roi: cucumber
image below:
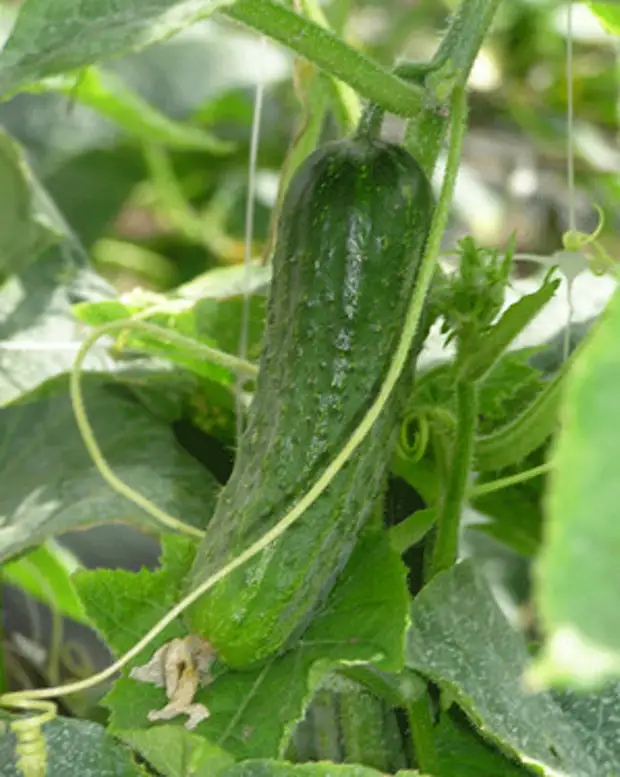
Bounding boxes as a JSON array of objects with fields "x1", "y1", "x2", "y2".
[{"x1": 185, "y1": 135, "x2": 434, "y2": 667}]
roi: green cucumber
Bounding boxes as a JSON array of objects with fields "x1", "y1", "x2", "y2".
[{"x1": 185, "y1": 135, "x2": 434, "y2": 667}]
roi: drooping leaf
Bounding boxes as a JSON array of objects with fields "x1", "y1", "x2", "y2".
[
  {"x1": 407, "y1": 561, "x2": 620, "y2": 777},
  {"x1": 0, "y1": 0, "x2": 235, "y2": 99},
  {"x1": 28, "y1": 67, "x2": 235, "y2": 153},
  {"x1": 83, "y1": 531, "x2": 408, "y2": 760},
  {"x1": 0, "y1": 382, "x2": 218, "y2": 562},
  {"x1": 119, "y1": 726, "x2": 234, "y2": 777},
  {"x1": 0, "y1": 714, "x2": 144, "y2": 777},
  {"x1": 534, "y1": 286, "x2": 620, "y2": 688},
  {"x1": 1, "y1": 540, "x2": 88, "y2": 624},
  {"x1": 0, "y1": 130, "x2": 60, "y2": 275}
]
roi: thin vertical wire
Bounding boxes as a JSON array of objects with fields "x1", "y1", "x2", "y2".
[
  {"x1": 236, "y1": 38, "x2": 267, "y2": 442},
  {"x1": 564, "y1": 0, "x2": 575, "y2": 364}
]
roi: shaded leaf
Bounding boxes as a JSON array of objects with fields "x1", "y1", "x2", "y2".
[
  {"x1": 434, "y1": 714, "x2": 533, "y2": 777},
  {"x1": 0, "y1": 0, "x2": 234, "y2": 98},
  {"x1": 119, "y1": 726, "x2": 234, "y2": 777},
  {"x1": 1, "y1": 540, "x2": 87, "y2": 624},
  {"x1": 407, "y1": 561, "x2": 620, "y2": 777},
  {"x1": 0, "y1": 130, "x2": 60, "y2": 275},
  {"x1": 29, "y1": 67, "x2": 235, "y2": 153},
  {"x1": 0, "y1": 714, "x2": 143, "y2": 777},
  {"x1": 535, "y1": 286, "x2": 620, "y2": 687},
  {"x1": 0, "y1": 382, "x2": 218, "y2": 562},
  {"x1": 86, "y1": 532, "x2": 408, "y2": 760}
]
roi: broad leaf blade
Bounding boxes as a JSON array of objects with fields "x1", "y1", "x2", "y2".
[
  {"x1": 0, "y1": 715, "x2": 143, "y2": 777},
  {"x1": 535, "y1": 288, "x2": 620, "y2": 687},
  {"x1": 0, "y1": 383, "x2": 218, "y2": 562},
  {"x1": 0, "y1": 0, "x2": 234, "y2": 98},
  {"x1": 589, "y1": 3, "x2": 620, "y2": 34},
  {"x1": 83, "y1": 532, "x2": 408, "y2": 760},
  {"x1": 407, "y1": 561, "x2": 620, "y2": 777},
  {"x1": 1, "y1": 540, "x2": 88, "y2": 623},
  {"x1": 119, "y1": 726, "x2": 234, "y2": 777}
]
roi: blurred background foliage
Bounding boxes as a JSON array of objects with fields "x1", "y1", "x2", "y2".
[
  {"x1": 0, "y1": 0, "x2": 618, "y2": 729},
  {"x1": 0, "y1": 0, "x2": 618, "y2": 295}
]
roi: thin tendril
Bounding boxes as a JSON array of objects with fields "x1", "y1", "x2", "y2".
[
  {"x1": 237, "y1": 38, "x2": 266, "y2": 443},
  {"x1": 68, "y1": 319, "x2": 257, "y2": 541}
]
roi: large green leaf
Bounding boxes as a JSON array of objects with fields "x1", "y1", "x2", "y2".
[
  {"x1": 0, "y1": 381, "x2": 218, "y2": 562},
  {"x1": 535, "y1": 288, "x2": 620, "y2": 688},
  {"x1": 0, "y1": 0, "x2": 234, "y2": 99},
  {"x1": 0, "y1": 714, "x2": 144, "y2": 777},
  {"x1": 407, "y1": 561, "x2": 620, "y2": 777},
  {"x1": 78, "y1": 531, "x2": 409, "y2": 760},
  {"x1": 0, "y1": 128, "x2": 116, "y2": 405}
]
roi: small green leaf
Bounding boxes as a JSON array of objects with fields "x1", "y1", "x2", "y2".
[
  {"x1": 535, "y1": 286, "x2": 620, "y2": 687},
  {"x1": 459, "y1": 275, "x2": 559, "y2": 383},
  {"x1": 118, "y1": 725, "x2": 234, "y2": 777},
  {"x1": 0, "y1": 714, "x2": 144, "y2": 777},
  {"x1": 1, "y1": 541, "x2": 88, "y2": 624},
  {"x1": 0, "y1": 382, "x2": 218, "y2": 562},
  {"x1": 28, "y1": 67, "x2": 235, "y2": 153},
  {"x1": 91, "y1": 532, "x2": 408, "y2": 760},
  {"x1": 0, "y1": 0, "x2": 235, "y2": 99},
  {"x1": 407, "y1": 561, "x2": 620, "y2": 777}
]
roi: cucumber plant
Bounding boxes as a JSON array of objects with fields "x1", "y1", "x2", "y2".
[{"x1": 0, "y1": 1, "x2": 619, "y2": 777}]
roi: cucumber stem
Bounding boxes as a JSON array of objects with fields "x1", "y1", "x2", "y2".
[
  {"x1": 408, "y1": 693, "x2": 440, "y2": 774},
  {"x1": 355, "y1": 103, "x2": 385, "y2": 141},
  {"x1": 429, "y1": 379, "x2": 478, "y2": 578}
]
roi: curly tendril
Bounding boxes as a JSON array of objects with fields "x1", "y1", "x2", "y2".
[
  {"x1": 562, "y1": 205, "x2": 616, "y2": 277},
  {"x1": 1, "y1": 698, "x2": 57, "y2": 777}
]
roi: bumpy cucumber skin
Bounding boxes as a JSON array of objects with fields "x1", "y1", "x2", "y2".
[{"x1": 185, "y1": 137, "x2": 434, "y2": 667}]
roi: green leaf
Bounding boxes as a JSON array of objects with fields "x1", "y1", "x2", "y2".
[
  {"x1": 535, "y1": 286, "x2": 620, "y2": 688},
  {"x1": 0, "y1": 382, "x2": 218, "y2": 562},
  {"x1": 72, "y1": 278, "x2": 266, "y2": 384},
  {"x1": 407, "y1": 561, "x2": 620, "y2": 777},
  {"x1": 221, "y1": 763, "x2": 423, "y2": 777},
  {"x1": 28, "y1": 67, "x2": 235, "y2": 153},
  {"x1": 458, "y1": 275, "x2": 559, "y2": 383},
  {"x1": 0, "y1": 130, "x2": 60, "y2": 275},
  {"x1": 1, "y1": 540, "x2": 88, "y2": 624},
  {"x1": 87, "y1": 531, "x2": 408, "y2": 760},
  {"x1": 119, "y1": 726, "x2": 234, "y2": 777},
  {"x1": 0, "y1": 0, "x2": 235, "y2": 99},
  {"x1": 434, "y1": 714, "x2": 533, "y2": 777},
  {"x1": 589, "y1": 3, "x2": 620, "y2": 34},
  {"x1": 0, "y1": 714, "x2": 144, "y2": 777}
]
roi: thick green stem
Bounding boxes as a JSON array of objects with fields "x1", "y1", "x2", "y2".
[
  {"x1": 222, "y1": 0, "x2": 424, "y2": 116},
  {"x1": 404, "y1": 0, "x2": 503, "y2": 174},
  {"x1": 429, "y1": 380, "x2": 478, "y2": 578},
  {"x1": 408, "y1": 694, "x2": 440, "y2": 774}
]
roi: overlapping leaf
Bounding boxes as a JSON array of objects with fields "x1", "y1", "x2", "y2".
[{"x1": 77, "y1": 532, "x2": 409, "y2": 761}]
